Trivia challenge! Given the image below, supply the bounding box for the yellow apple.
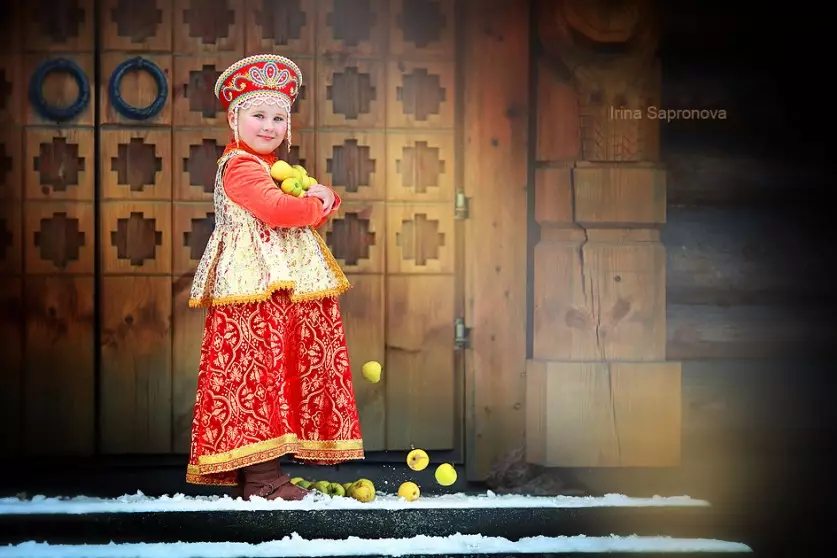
[302,175,317,191]
[434,463,457,486]
[350,479,375,502]
[406,448,430,471]
[270,160,296,182]
[290,477,306,486]
[361,361,382,383]
[292,164,308,178]
[280,177,301,195]
[397,481,420,501]
[342,482,353,493]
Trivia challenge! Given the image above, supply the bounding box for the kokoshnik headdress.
[214,54,303,151]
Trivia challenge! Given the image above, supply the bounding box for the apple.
[290,477,306,486]
[350,479,375,503]
[397,481,420,501]
[361,361,382,383]
[270,160,296,182]
[406,448,429,472]
[434,463,457,487]
[311,480,331,493]
[327,482,346,497]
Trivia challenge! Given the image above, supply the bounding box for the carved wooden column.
[526,0,681,467]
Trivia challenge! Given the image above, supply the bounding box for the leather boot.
[241,460,308,501]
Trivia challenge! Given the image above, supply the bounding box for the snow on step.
[0,491,710,515]
[0,533,753,557]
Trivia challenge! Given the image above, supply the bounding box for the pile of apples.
[270,160,317,197]
[291,477,376,503]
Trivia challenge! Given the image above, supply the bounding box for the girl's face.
[231,104,288,154]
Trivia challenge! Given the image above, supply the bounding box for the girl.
[185,54,365,501]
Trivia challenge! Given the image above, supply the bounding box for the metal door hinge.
[454,317,471,350]
[454,190,470,220]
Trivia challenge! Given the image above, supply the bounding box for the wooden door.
[0,0,463,458]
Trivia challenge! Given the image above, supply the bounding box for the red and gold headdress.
[214,54,303,150]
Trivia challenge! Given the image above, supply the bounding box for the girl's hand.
[306,184,336,214]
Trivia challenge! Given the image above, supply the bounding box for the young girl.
[185,54,365,501]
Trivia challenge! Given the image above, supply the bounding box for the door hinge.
[454,189,470,220]
[454,316,471,350]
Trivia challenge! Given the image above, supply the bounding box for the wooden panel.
[288,57,316,130]
[317,59,386,129]
[318,202,384,274]
[172,55,241,127]
[0,56,24,126]
[173,203,215,276]
[389,0,455,58]
[316,132,386,201]
[386,204,454,275]
[385,133,455,202]
[24,128,95,201]
[287,130,317,177]
[462,0,529,480]
[0,2,22,54]
[171,274,204,453]
[173,0,246,55]
[100,0,174,51]
[0,277,23,456]
[23,0,95,52]
[525,359,681,467]
[99,54,174,126]
[100,276,172,453]
[244,0,316,55]
[340,274,385,451]
[316,0,388,56]
[572,165,666,226]
[172,129,229,202]
[24,53,96,127]
[23,202,95,275]
[386,275,455,449]
[667,304,837,360]
[0,202,23,276]
[100,129,172,200]
[100,202,172,275]
[535,57,580,162]
[0,126,23,200]
[533,166,572,225]
[386,60,455,129]
[23,276,95,456]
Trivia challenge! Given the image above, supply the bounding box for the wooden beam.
[461,0,530,481]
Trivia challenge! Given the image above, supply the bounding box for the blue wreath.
[108,57,169,120]
[28,58,91,122]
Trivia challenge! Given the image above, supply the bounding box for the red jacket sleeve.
[223,157,324,228]
[313,190,342,229]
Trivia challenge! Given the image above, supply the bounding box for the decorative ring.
[108,57,169,120]
[28,58,91,122]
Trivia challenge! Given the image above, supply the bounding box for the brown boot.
[241,460,308,501]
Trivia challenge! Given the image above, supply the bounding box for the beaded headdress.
[214,54,303,151]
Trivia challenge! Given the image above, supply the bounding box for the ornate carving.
[110,212,163,266]
[326,213,375,265]
[184,213,215,261]
[111,137,162,192]
[287,145,306,169]
[0,68,12,111]
[185,139,225,193]
[398,0,445,48]
[538,0,659,161]
[183,0,235,44]
[397,68,445,121]
[327,0,374,47]
[0,219,12,262]
[326,139,375,193]
[186,65,223,118]
[396,141,443,193]
[33,212,85,269]
[256,0,305,45]
[327,67,376,120]
[111,0,163,43]
[33,0,85,43]
[396,213,444,265]
[33,137,85,193]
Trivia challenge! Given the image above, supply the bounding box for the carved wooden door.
[0,0,462,458]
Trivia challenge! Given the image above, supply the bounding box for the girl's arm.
[313,190,342,229]
[223,157,324,228]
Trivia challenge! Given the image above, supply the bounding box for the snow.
[0,491,752,555]
[0,534,753,557]
[0,490,711,515]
